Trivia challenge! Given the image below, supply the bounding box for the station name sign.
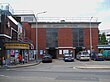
[5,43,29,49]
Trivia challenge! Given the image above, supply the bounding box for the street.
[0,59,110,82]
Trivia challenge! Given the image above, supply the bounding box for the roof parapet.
[37,17,99,23]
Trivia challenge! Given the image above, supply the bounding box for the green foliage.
[99,32,108,45]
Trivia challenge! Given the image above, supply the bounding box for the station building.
[35,18,101,58]
[8,15,101,59]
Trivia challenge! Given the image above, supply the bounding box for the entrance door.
[47,48,57,59]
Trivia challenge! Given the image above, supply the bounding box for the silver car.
[63,53,74,62]
[76,51,90,61]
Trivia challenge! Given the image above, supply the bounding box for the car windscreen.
[97,53,103,56]
[83,52,88,55]
[64,54,72,57]
[44,55,52,58]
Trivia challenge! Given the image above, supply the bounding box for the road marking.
[73,67,77,69]
[6,69,11,70]
[0,74,5,77]
[0,74,9,77]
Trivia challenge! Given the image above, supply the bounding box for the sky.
[0,0,110,30]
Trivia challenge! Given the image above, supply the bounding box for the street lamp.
[90,17,93,55]
[35,11,47,61]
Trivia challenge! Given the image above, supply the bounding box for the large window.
[73,28,84,47]
[46,28,58,47]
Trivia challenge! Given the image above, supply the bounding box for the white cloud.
[97,11,110,30]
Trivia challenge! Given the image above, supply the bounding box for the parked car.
[76,51,90,61]
[63,53,74,62]
[42,54,52,63]
[91,53,104,61]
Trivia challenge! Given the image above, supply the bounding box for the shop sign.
[5,43,29,49]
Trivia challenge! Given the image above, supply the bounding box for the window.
[46,28,58,47]
[73,28,84,47]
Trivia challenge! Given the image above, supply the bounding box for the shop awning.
[98,45,110,49]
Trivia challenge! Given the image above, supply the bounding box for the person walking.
[22,58,24,64]
[18,53,22,64]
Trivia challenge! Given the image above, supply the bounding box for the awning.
[98,45,110,49]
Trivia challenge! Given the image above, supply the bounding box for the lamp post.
[35,11,47,61]
[90,17,93,55]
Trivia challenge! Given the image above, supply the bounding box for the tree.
[99,32,108,45]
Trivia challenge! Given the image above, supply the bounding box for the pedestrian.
[0,57,3,66]
[18,53,22,64]
[2,57,5,65]
[25,53,28,63]
[22,58,24,64]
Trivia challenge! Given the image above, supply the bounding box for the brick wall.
[84,28,98,52]
[38,28,46,54]
[22,23,31,39]
[58,28,73,47]
[31,28,36,49]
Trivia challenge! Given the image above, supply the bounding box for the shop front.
[4,43,35,65]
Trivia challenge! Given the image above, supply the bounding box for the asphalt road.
[0,59,110,82]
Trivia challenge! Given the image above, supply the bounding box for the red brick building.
[0,4,36,66]
[36,21,101,58]
[13,14,101,59]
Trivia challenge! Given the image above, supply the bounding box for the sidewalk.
[0,60,41,69]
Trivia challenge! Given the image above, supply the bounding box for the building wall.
[31,28,36,49]
[92,28,99,52]
[22,23,31,39]
[58,28,73,47]
[38,28,46,56]
[84,28,90,50]
[84,28,98,52]
[32,22,100,58]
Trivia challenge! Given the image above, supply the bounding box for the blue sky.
[0,0,110,30]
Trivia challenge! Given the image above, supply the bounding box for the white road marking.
[0,74,9,77]
[0,74,5,77]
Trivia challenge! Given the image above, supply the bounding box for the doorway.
[47,47,57,59]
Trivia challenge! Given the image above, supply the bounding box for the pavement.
[0,60,41,69]
[0,59,110,69]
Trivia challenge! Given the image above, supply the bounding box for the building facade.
[0,3,101,62]
[0,3,35,65]
[36,21,100,58]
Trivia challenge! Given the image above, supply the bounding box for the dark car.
[63,53,74,62]
[91,53,104,61]
[42,54,52,63]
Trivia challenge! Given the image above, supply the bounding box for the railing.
[37,17,99,22]
[13,10,34,15]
